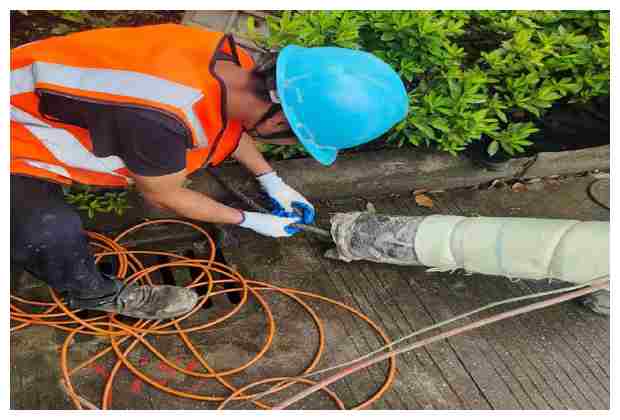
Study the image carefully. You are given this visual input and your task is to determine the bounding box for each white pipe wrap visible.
[415,216,609,284]
[329,213,609,285]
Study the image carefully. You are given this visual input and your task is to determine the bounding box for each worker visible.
[10,24,409,320]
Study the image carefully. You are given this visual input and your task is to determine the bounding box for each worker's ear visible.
[263,110,290,131]
[260,112,299,145]
[249,108,298,144]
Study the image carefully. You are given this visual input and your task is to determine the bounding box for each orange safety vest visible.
[10,24,254,186]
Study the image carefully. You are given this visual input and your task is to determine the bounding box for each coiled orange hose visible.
[10,219,396,410]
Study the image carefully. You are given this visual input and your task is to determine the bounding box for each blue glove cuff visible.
[292,201,316,224]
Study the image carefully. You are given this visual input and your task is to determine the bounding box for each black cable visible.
[206,167,333,239]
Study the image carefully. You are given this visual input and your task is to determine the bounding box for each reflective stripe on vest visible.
[11,65,35,95]
[11,105,131,182]
[11,62,209,148]
[24,161,71,179]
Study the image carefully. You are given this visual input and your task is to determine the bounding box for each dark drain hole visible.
[184,248,242,305]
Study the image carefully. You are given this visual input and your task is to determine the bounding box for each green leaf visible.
[413,122,435,139]
[448,79,462,100]
[495,108,508,123]
[519,103,541,117]
[405,130,422,146]
[487,141,500,156]
[430,118,451,133]
[246,16,256,37]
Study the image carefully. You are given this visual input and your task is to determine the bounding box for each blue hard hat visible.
[276,45,409,166]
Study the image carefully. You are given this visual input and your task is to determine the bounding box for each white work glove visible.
[257,171,316,224]
[239,211,302,238]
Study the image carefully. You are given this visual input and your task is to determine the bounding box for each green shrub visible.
[63,184,131,219]
[246,10,609,158]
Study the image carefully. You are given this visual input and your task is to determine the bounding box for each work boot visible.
[66,275,199,320]
[578,290,610,316]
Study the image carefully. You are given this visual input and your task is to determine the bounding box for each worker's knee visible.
[14,204,84,249]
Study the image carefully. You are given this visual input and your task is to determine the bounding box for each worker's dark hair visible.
[247,51,296,139]
[251,51,278,103]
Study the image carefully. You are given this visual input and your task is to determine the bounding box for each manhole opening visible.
[182,247,242,305]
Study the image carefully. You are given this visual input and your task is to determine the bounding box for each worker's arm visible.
[132,169,301,237]
[133,169,244,224]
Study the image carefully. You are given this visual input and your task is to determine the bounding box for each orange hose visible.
[10,219,396,410]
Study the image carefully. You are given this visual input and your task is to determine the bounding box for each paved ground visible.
[10,173,610,410]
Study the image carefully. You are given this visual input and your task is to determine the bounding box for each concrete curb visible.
[83,145,609,233]
[186,144,611,201]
